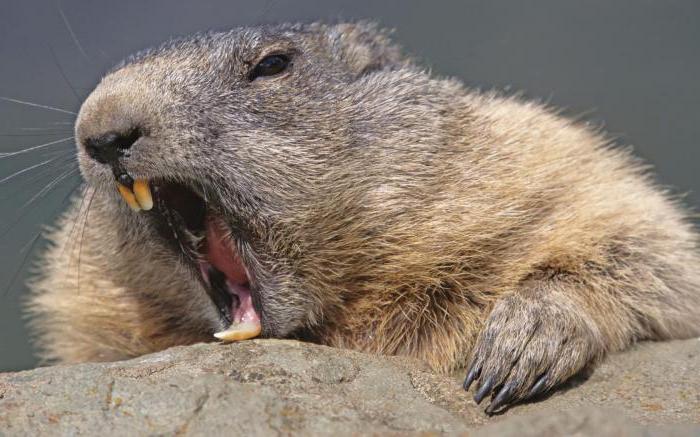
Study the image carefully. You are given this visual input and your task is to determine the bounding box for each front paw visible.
[463,292,602,414]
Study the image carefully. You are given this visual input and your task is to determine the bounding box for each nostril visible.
[84,128,142,165]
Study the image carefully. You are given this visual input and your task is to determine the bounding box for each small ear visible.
[329,21,408,77]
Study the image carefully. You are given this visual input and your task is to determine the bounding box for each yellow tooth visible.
[117,183,141,211]
[133,179,153,211]
[213,322,262,342]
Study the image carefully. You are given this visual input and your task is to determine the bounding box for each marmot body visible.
[28,22,700,413]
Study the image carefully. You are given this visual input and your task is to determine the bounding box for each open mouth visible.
[117,178,262,341]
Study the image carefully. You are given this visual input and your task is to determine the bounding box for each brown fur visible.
[27,22,700,410]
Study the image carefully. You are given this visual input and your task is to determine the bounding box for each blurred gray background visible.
[1,0,698,371]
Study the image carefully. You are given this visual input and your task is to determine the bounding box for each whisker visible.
[0,157,62,184]
[0,131,70,137]
[0,155,76,202]
[57,1,89,61]
[77,186,97,293]
[3,233,42,297]
[0,96,77,115]
[62,185,90,257]
[48,43,84,104]
[21,166,80,209]
[0,136,74,158]
[20,126,73,131]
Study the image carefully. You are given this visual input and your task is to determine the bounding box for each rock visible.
[0,338,698,436]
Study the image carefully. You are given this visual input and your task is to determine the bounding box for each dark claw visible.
[485,381,516,414]
[473,375,495,404]
[526,374,549,399]
[463,361,481,391]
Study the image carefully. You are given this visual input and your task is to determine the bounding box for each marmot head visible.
[74,22,453,341]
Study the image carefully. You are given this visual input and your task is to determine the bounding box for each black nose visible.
[84,128,141,165]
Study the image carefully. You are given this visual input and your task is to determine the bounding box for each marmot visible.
[27,22,700,414]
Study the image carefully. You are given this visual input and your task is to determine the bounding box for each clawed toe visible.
[473,375,495,404]
[484,381,517,414]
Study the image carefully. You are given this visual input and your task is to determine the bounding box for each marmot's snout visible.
[75,69,158,179]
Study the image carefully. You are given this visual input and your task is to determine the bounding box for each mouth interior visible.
[153,182,261,337]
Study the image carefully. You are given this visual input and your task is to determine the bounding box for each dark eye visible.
[248,54,291,81]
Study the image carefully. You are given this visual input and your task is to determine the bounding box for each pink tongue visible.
[205,218,261,325]
[228,282,260,324]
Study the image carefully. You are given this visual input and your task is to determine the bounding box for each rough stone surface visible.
[0,338,698,436]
